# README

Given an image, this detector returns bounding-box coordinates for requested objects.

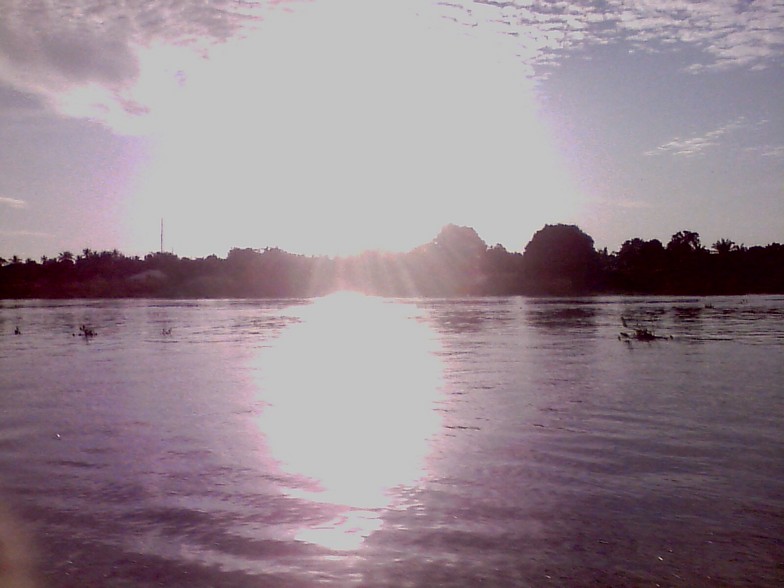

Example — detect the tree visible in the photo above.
[617,238,666,269]
[480,244,525,295]
[432,224,487,261]
[402,225,490,296]
[712,238,737,255]
[664,230,710,293]
[522,224,599,293]
[667,230,703,256]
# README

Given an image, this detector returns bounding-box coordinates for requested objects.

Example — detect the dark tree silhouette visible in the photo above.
[432,224,487,260]
[401,224,489,296]
[712,238,737,255]
[666,230,703,256]
[664,230,710,293]
[522,224,599,294]
[2,223,783,298]
[614,238,666,292]
[480,244,525,295]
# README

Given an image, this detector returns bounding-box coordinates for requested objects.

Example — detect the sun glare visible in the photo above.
[252,292,443,550]
[126,1,583,258]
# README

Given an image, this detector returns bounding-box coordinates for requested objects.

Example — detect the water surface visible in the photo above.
[1,295,782,586]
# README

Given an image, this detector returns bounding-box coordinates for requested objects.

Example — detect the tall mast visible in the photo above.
[160,218,164,254]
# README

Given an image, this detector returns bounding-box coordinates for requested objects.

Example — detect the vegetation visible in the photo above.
[618,316,669,342]
[1,224,782,298]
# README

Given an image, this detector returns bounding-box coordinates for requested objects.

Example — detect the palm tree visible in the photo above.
[712,239,737,255]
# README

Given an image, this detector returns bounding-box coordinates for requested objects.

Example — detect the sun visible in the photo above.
[126,2,583,258]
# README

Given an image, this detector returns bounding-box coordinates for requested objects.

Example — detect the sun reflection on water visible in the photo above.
[253,292,443,550]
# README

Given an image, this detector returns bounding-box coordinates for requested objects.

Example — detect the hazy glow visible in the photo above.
[253,292,443,550]
[127,1,582,257]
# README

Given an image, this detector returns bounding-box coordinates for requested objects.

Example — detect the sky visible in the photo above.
[1,0,782,260]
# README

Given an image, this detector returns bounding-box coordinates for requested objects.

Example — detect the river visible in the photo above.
[1,294,782,587]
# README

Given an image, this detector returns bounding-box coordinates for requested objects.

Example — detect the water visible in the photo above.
[1,294,782,587]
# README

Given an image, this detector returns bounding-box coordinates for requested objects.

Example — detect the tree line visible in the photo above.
[1,224,782,298]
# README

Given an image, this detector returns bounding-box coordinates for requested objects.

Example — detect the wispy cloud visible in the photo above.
[0,196,27,209]
[645,117,749,157]
[744,144,784,159]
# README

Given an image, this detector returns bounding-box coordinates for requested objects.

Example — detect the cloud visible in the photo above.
[0,85,44,116]
[439,1,784,75]
[0,196,27,209]
[0,0,782,132]
[0,0,293,131]
[645,117,749,157]
[744,144,784,159]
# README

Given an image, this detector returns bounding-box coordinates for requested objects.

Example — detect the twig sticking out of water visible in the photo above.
[619,316,670,341]
[78,324,96,338]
